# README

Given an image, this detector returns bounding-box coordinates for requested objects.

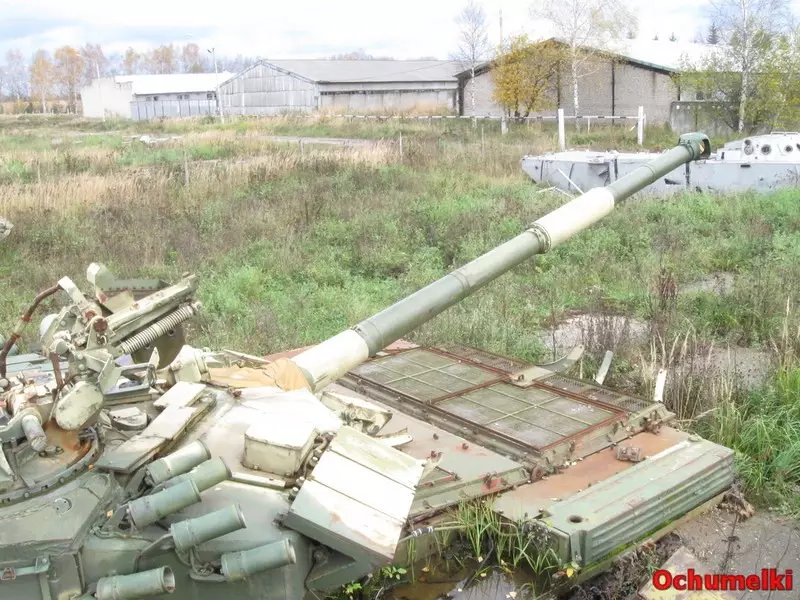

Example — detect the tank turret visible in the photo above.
[290,132,711,392]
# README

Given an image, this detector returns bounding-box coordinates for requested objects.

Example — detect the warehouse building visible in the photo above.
[80,72,234,120]
[457,39,720,124]
[217,60,461,115]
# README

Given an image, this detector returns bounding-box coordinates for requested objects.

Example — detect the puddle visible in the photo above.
[539,313,649,359]
[680,272,735,295]
[389,569,532,600]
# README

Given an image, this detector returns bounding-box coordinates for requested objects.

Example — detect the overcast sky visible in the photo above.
[0,0,796,61]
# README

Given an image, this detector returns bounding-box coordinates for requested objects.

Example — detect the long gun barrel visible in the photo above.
[291,133,711,392]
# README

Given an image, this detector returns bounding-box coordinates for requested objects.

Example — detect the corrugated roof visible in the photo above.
[262,60,461,83]
[459,38,728,78]
[114,72,235,95]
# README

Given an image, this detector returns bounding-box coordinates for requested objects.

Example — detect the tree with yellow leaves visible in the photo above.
[29,49,54,113]
[54,46,83,112]
[492,36,564,119]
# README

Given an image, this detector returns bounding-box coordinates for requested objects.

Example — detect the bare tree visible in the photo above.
[180,43,206,73]
[5,49,28,101]
[80,43,109,86]
[451,0,492,121]
[708,0,793,132]
[530,0,638,116]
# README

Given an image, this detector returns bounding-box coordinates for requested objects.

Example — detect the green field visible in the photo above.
[1,114,797,515]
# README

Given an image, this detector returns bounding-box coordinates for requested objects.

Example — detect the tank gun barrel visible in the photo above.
[291,133,711,392]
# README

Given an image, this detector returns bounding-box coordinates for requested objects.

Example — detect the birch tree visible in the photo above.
[451,0,492,122]
[29,50,54,113]
[530,0,637,116]
[5,49,28,101]
[708,0,792,132]
[54,46,83,112]
[123,48,141,75]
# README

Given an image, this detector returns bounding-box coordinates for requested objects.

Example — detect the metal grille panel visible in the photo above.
[351,348,626,452]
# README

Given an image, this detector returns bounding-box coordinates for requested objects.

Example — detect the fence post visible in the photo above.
[500,115,508,135]
[557,109,566,151]
[637,106,645,146]
[398,132,403,161]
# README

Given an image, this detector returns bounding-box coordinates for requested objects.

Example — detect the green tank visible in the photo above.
[0,133,732,600]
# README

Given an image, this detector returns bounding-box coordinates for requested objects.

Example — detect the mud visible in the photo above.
[680,273,736,296]
[538,313,649,359]
[674,509,800,600]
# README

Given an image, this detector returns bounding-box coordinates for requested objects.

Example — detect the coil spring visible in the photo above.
[118,303,198,356]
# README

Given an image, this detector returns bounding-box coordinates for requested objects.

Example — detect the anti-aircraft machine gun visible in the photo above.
[0,133,731,600]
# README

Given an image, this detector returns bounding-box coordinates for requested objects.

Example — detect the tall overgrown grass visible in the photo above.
[1,115,798,514]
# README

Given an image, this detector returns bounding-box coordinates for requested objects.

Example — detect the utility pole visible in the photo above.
[208,47,224,123]
[499,9,503,47]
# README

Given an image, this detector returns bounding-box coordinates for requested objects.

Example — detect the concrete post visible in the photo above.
[637,106,645,146]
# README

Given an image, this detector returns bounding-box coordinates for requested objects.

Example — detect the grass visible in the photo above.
[1,114,799,516]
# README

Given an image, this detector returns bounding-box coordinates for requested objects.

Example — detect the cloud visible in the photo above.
[0,0,797,61]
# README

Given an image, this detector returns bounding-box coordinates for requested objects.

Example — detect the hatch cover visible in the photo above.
[349,347,627,453]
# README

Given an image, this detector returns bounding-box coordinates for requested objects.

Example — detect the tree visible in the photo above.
[669,32,678,41]
[653,33,660,40]
[54,46,83,112]
[180,43,205,73]
[530,0,638,116]
[679,25,800,132]
[80,44,109,86]
[5,49,28,100]
[707,21,722,44]
[147,45,177,74]
[451,0,492,121]
[707,0,793,132]
[492,36,564,119]
[29,49,54,112]
[328,50,394,60]
[123,48,141,75]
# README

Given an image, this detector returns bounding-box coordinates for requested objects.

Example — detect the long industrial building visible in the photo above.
[80,72,234,120]
[217,60,461,115]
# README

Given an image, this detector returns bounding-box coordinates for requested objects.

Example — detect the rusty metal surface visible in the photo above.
[349,348,629,454]
[324,383,529,518]
[493,427,691,521]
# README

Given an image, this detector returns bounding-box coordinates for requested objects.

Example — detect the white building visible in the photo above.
[80,72,234,120]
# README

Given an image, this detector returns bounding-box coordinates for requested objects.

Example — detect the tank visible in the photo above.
[0,133,734,600]
[521,131,800,195]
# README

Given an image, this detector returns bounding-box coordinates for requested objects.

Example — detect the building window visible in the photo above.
[695,91,705,101]
[150,95,159,101]
[207,92,216,100]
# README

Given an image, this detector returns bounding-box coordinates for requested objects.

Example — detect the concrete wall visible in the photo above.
[319,87,456,113]
[219,63,318,116]
[80,79,134,118]
[460,56,679,123]
[130,98,218,121]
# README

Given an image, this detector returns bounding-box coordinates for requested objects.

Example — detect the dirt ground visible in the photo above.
[674,508,800,599]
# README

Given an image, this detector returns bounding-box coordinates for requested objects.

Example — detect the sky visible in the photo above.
[0,0,794,62]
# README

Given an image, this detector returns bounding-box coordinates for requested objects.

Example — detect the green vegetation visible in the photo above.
[1,115,798,519]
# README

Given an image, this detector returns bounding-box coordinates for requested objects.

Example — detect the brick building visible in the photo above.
[457,39,720,124]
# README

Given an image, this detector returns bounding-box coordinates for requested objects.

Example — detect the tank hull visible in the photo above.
[522,133,800,195]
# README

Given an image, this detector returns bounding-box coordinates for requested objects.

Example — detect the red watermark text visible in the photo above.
[652,569,793,592]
